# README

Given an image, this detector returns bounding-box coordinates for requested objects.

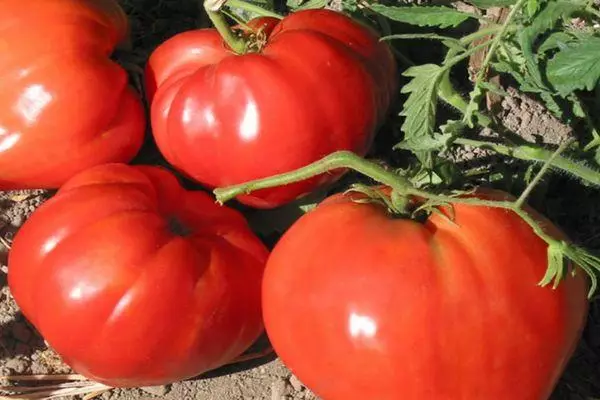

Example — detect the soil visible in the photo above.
[2,0,600,399]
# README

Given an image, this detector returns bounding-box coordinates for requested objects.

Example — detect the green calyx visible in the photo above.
[203,0,282,55]
[214,148,600,299]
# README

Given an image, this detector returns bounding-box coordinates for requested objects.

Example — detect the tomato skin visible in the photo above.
[0,0,145,190]
[7,164,269,387]
[263,189,588,400]
[146,10,397,208]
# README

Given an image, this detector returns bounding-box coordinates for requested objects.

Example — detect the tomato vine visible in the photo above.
[214,146,600,297]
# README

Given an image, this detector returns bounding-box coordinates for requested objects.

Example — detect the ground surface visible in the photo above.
[2,0,600,399]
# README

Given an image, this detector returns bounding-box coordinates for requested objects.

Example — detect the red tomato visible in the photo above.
[0,0,145,190]
[263,189,588,400]
[145,10,397,208]
[7,164,268,387]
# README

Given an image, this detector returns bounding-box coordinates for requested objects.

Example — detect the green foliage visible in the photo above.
[397,64,443,151]
[369,5,475,28]
[518,0,581,89]
[547,36,600,96]
[367,0,600,176]
[468,0,517,7]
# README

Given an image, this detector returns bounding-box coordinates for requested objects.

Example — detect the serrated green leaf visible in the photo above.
[479,81,510,97]
[527,0,542,17]
[518,1,581,89]
[463,84,485,127]
[341,0,358,12]
[370,4,475,28]
[440,120,468,136]
[468,0,517,8]
[296,0,327,9]
[538,31,575,54]
[539,91,564,119]
[547,36,600,96]
[395,132,452,152]
[397,64,444,152]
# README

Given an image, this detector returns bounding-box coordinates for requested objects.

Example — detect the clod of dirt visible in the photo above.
[271,377,291,400]
[289,375,304,392]
[500,87,572,145]
[141,385,170,396]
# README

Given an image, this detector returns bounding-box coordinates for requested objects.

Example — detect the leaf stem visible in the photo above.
[226,0,284,19]
[454,137,600,187]
[588,5,600,19]
[463,0,527,123]
[514,139,572,208]
[204,0,247,54]
[458,25,507,46]
[381,33,463,46]
[443,40,495,72]
[437,72,493,127]
[214,150,600,296]
[214,151,412,204]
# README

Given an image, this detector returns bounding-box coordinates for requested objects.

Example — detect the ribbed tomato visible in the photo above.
[146,9,397,208]
[8,164,268,387]
[0,0,145,190]
[263,189,588,400]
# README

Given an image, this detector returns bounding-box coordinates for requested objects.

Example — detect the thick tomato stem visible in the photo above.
[204,0,247,54]
[213,150,412,204]
[214,150,600,297]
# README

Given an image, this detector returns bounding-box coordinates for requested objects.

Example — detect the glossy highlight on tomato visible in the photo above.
[146,9,397,208]
[262,189,588,400]
[8,164,268,387]
[0,0,145,190]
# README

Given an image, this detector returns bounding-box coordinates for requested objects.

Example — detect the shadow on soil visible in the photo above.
[0,312,47,362]
[194,334,278,381]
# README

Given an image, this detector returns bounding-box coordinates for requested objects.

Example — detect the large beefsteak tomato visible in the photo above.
[146,9,397,208]
[262,189,588,400]
[8,164,268,387]
[0,0,145,190]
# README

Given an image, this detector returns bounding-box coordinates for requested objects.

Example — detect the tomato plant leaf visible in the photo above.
[296,0,327,10]
[370,5,475,28]
[547,36,600,97]
[527,0,544,17]
[468,0,517,8]
[537,31,575,54]
[397,64,444,152]
[518,0,581,89]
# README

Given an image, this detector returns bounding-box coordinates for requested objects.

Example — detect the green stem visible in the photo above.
[514,139,571,209]
[458,25,506,46]
[381,33,464,47]
[226,0,284,19]
[571,94,600,150]
[214,151,412,204]
[588,5,600,19]
[584,137,600,152]
[204,0,247,54]
[443,40,494,71]
[462,0,527,123]
[214,151,600,296]
[437,72,493,127]
[454,137,600,187]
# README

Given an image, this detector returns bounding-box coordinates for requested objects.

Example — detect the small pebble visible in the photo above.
[141,385,170,396]
[5,357,27,373]
[271,378,288,400]
[289,375,304,392]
